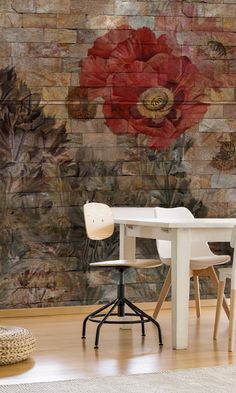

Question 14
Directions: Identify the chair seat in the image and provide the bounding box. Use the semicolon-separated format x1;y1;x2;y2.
190;255;230;270
162;254;230;270
90;259;161;269
218;267;232;281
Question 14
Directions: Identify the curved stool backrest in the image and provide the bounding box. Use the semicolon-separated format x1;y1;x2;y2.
84;202;114;241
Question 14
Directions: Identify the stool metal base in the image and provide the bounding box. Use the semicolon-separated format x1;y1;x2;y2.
81;269;163;349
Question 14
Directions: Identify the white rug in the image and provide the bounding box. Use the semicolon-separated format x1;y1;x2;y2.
0;365;236;393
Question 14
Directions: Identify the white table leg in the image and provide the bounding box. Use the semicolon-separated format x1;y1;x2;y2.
119;224;136;260
171;228;191;349
119;224;136;329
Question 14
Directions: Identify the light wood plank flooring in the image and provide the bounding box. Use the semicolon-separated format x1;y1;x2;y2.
0;306;235;384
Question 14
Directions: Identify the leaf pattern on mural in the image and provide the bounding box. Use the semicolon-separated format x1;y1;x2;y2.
0;67;72;305
0;67;122;307
0;68;79;306
138;134;207;217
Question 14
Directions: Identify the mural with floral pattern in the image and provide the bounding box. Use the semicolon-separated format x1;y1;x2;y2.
80;27;209;150
0;0;235;307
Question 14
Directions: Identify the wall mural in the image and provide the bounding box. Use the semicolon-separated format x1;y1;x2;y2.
0;6;235;307
73;26;215;215
80;27;208;150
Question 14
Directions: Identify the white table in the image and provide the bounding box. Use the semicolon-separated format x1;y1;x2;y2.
113;211;236;350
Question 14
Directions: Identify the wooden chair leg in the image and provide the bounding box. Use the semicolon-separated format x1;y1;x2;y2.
207;266;230;320
193;272;201;318
153;268;171;320
229;289;236;351
213;280;225;340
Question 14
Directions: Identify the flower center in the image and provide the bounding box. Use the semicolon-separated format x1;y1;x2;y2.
138;87;174;119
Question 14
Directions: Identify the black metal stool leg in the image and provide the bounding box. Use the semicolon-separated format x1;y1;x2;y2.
140;314;146;337
125;298;163;345
82;299;117;339
124;299;146;336
94;299;120;349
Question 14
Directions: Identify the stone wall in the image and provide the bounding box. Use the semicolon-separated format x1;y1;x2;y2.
0;0;235;308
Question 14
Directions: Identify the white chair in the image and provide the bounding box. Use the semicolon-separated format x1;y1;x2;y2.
82;202;163;349
214;225;236;351
153;207;230;320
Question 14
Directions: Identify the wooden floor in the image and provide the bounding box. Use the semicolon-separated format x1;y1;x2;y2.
0;306;236;385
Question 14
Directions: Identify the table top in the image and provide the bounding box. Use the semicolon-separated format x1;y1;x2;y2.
114;217;236;229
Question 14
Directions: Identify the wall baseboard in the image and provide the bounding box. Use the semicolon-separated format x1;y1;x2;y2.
0;299;220;318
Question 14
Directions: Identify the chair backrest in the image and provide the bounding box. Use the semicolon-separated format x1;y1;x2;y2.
230;225;236;289
154;207;212;262
112;207;155;220
83;202;114;240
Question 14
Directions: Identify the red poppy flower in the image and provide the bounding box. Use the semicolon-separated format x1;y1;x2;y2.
80;27;209;150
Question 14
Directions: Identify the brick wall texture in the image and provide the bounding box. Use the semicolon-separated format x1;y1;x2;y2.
0;0;235;308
